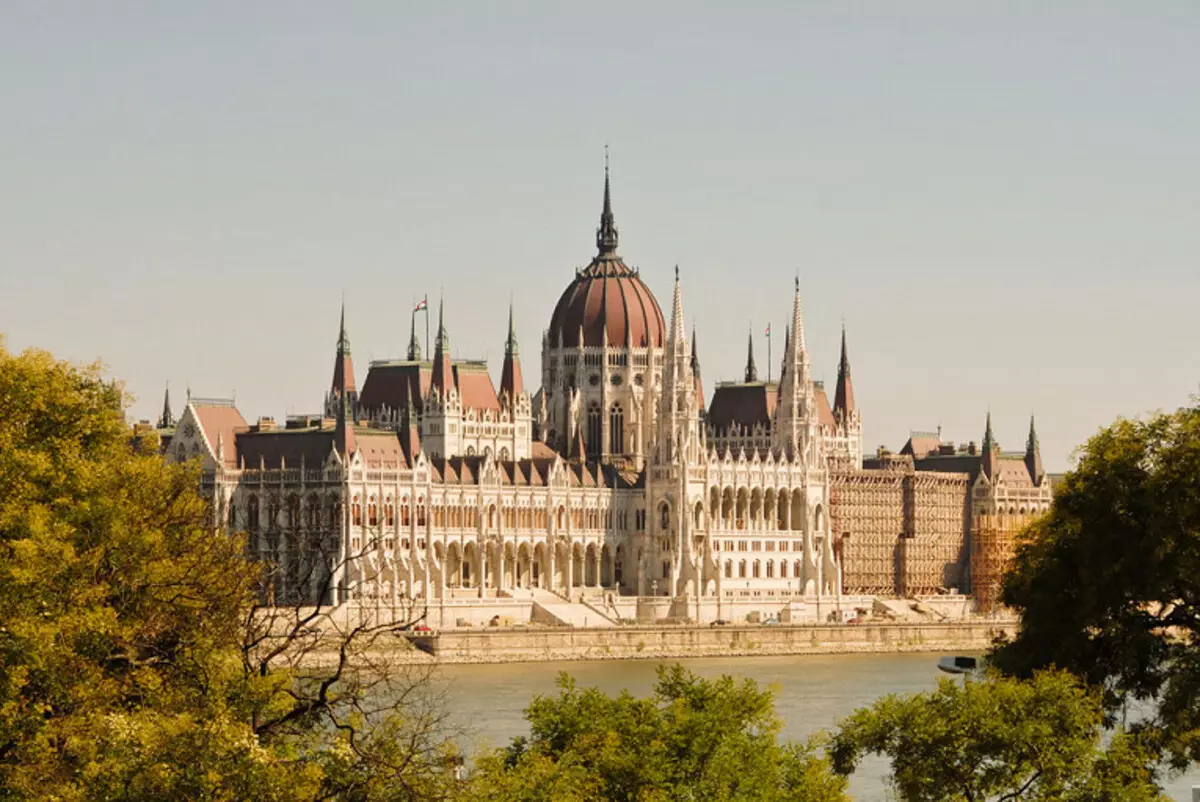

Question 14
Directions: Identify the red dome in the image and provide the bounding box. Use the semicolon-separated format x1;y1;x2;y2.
549;255;666;349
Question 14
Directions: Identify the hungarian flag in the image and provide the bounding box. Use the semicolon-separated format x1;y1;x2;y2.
764;323;771;337
414;297;428;313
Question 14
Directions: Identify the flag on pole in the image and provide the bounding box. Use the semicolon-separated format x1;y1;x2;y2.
765;323;771;337
414;297;428;313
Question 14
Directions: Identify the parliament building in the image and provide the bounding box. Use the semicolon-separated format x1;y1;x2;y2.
159;169;1051;625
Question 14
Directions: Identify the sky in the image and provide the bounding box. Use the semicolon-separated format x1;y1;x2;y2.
2;2;1198;471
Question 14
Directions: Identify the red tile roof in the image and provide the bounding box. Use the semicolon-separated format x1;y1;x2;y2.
814;385;836;429
192;404;248;467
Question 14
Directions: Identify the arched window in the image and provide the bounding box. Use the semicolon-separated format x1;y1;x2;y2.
738;560;747;578
500;447;510;462
662;560;670;579
753;560;761;578
794;560;802;578
267;497;280;531
247;496;259;531
766;560;775;578
724;560;732;578
587;402;602;458
401;498;410;526
228;502;237;529
417;497;427;526
368;497;378;527
609;402;624;455
307;494;320;529
780;560;788;578
385;498;395;527
660;503;670;531
351;496;362;527
287;495;299;529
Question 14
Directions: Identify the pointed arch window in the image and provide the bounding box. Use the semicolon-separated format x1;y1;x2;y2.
609;402;624;455
351;496;362;527
587;402;602;458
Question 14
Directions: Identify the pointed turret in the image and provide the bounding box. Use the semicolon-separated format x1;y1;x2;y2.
430;297;454;399
327;301;358;418
500;301;524;400
691;325;704;413
833;324;856;421
1025;414;1044;482
656;266;699;464
981;410;1000;478
774;279;817;459
744;329;759;383
330;300;356;398
407;307;422;361
158;384;174;430
595;149;619;257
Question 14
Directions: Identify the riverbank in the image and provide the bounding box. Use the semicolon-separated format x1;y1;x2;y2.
401;619;1016;664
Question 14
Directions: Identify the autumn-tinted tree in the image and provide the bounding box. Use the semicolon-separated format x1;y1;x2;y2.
465;664;848;802
830;670;1165;802
991;403;1200;768
0;342;455;800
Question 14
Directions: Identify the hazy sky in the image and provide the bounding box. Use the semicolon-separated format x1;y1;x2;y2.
3;3;1198;471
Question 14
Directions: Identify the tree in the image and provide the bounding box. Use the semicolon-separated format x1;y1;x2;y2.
829;670;1165;802
990;403;1200;769
464;664;848;802
0;342;456;800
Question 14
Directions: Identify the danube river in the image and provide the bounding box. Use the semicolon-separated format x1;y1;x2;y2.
433;652;1200;801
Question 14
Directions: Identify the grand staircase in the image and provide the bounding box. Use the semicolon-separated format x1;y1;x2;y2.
525;588;616;628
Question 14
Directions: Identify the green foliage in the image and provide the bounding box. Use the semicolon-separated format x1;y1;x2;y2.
830;670;1165;802
0;342;454;801
464;664;848;802
991;403;1200;769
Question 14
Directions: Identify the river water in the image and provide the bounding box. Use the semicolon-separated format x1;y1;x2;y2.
433;653;1199;801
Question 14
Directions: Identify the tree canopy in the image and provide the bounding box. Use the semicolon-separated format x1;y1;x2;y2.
467;664;848;802
991;402;1200;769
0;343;455;801
830;670;1165;802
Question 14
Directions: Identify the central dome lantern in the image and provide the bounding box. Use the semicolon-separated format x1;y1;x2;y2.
547;167;666;349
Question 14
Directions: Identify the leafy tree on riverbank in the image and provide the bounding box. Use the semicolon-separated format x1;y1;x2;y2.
990;403;1200;770
830;669;1164;801
464;664;848;801
0;342;456;800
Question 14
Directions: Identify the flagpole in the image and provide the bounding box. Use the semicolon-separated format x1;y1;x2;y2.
424;296;430;362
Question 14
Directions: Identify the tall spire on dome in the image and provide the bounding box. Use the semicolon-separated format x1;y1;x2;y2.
744;328;759;383
595;146;619;257
500;300;524;400
833;323;856;420
407;307;422;361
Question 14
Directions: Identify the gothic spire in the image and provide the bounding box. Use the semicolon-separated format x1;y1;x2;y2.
158;383;174;429
691;324;705;414
833;323;856;419
1025;414;1044;481
595;148;619;257
407;307;422;361
431;296;453;398
337;298;350;355
500;300;524;400
981;409;1000;479
744;328;758;383
330;302;356;398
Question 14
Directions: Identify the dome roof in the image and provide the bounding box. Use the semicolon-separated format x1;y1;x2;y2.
547;165;666;349
549;257;666;349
